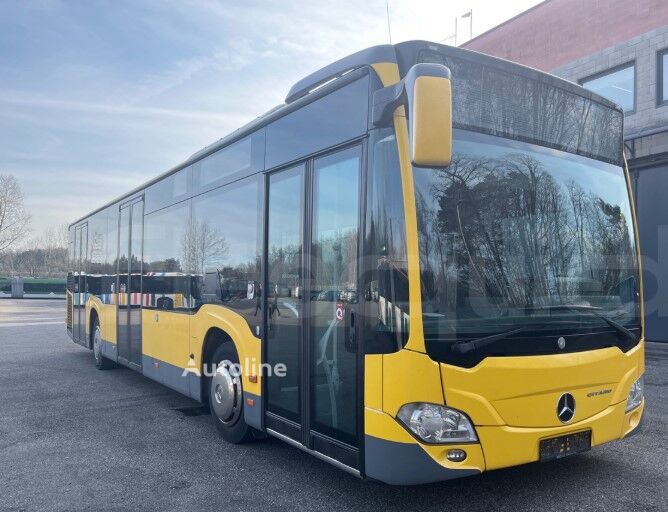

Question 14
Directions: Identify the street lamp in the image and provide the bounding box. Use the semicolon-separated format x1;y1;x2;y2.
441;10;473;47
461;10;473;43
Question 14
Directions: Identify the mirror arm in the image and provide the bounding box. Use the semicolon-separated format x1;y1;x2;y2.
372;81;407;127
371;63;451;128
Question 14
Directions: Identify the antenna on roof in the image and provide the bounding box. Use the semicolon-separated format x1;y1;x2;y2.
385;0;393;44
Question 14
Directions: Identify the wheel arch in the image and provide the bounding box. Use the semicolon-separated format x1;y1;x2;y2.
200;326;235;404
193;306;262;406
88;306;100;349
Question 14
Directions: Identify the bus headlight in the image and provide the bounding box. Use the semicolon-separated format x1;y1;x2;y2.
397;403;478;444
626;376;644;412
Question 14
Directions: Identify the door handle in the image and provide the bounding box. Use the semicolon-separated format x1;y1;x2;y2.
345;310;357;353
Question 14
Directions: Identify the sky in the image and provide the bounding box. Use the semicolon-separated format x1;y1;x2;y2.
0;0;542;240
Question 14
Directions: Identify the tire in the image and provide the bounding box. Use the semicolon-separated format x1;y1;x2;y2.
92;319;114;370
208;343;254;444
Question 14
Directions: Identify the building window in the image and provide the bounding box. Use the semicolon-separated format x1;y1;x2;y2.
580;62;635;113
658;49;668;106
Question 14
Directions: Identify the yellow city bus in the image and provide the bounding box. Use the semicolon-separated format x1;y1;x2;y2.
66;41;645;484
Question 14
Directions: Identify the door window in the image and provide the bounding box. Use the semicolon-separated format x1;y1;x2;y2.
266;166;304;424
310;146;361;445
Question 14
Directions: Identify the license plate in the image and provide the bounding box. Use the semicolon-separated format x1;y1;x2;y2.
539;430;591;462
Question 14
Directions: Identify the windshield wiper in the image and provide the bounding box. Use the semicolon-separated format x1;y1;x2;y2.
451;325;543;354
450;305;638;355
523;304;638;345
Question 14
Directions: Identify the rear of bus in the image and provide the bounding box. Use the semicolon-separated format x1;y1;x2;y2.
364;42;644;484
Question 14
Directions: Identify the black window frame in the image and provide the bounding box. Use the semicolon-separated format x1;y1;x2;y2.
579;61;636;115
657;48;668;107
190;173;263;327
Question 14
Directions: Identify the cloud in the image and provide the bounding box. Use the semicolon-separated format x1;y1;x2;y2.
0;0;542;238
0;91;247;123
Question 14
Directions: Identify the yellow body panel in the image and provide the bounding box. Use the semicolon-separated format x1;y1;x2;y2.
85;298;116;344
100;303;116;343
138;304;263;397
441;343;643;427
142;309;190;369
371;62;400;87
87;296;260;397
478;401;644;470
364;355;383;410
189;304;262;397
393;112;426;354
381;349;443;416
410;76;452;167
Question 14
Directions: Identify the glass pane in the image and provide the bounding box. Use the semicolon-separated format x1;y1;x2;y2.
266;166;304;423
265;77;369;169
310;146;360;445
417;48;624;165
414;130;640;367
364;129;410;353
145;167;191;213
143;202;192;310
581;64;635;112
193;131;264;190
191;177;262;333
87;212;107;297
117;208;130;359
663;53;668;104
129;202;143;365
199;138;251;186
78;226;88;341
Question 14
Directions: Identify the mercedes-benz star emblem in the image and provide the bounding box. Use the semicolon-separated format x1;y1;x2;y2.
557;393;576;423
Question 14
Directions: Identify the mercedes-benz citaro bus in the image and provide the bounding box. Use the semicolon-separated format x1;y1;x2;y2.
66;41;645;485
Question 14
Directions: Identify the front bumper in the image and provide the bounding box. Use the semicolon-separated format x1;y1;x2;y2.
477;399;644;470
364;400;644;485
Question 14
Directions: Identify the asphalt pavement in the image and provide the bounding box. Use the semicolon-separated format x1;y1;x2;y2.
0;299;666;512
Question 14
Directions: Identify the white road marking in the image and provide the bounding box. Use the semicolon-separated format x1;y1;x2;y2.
0;317;63;322
0;321;64;327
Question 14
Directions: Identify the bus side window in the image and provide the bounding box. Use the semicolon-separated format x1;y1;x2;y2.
190;175;262;335
364;128;410;354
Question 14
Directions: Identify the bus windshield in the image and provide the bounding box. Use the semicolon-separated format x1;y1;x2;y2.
414;129;641;367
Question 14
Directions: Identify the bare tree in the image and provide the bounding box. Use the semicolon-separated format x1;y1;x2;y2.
181;218;229;274
0;174;31;254
15;237;43;278
42;223;69;276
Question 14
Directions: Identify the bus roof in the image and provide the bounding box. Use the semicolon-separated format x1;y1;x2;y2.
70;41;621;228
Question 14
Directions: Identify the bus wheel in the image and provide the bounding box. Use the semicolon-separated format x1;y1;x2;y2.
92;320;114;370
209;343;253;444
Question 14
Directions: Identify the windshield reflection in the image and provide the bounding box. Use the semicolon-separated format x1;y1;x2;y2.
414;130;640;344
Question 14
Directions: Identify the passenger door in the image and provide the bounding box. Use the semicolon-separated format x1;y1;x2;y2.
72;223;88;345
265;145;363;470
117;198;144;368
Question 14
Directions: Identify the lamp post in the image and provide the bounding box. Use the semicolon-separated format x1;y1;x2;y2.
461;10;473;42
441;9;473;46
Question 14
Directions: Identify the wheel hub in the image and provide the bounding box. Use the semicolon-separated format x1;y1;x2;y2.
210;360;241;425
93;328;101;361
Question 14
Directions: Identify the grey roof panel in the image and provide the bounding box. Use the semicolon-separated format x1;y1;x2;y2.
285;44;396;103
